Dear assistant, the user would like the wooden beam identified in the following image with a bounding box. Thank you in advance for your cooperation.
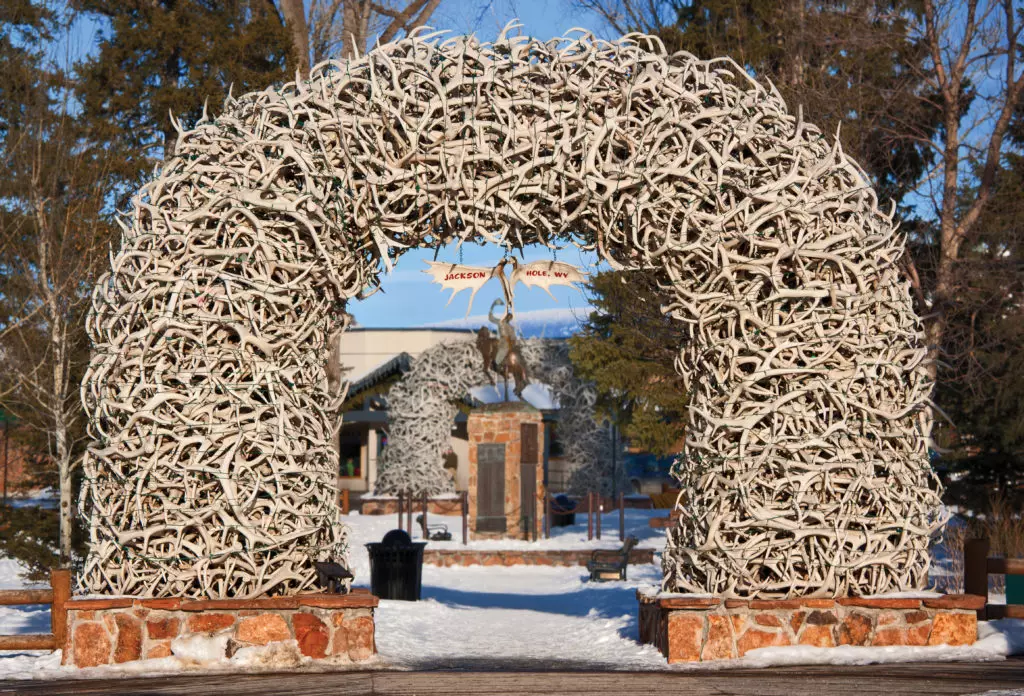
[988,557,1024,575]
[0,589,53,606]
[50,568,71,652]
[0,634,55,650]
[986,604,1024,620]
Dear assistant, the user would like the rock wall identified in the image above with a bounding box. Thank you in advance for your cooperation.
[638,592,982,663]
[63,592,377,668]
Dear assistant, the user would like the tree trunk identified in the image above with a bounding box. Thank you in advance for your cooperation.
[35,224,74,563]
[280,0,311,78]
[56,425,72,564]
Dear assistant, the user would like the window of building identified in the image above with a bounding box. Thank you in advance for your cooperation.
[339,434,362,478]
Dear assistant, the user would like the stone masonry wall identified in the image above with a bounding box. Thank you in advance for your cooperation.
[423,548,655,567]
[64,591,377,668]
[360,497,464,516]
[638,593,984,663]
[467,405,544,540]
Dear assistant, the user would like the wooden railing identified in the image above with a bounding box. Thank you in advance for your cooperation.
[396,491,469,545]
[964,538,1024,620]
[0,569,71,651]
[544,492,628,541]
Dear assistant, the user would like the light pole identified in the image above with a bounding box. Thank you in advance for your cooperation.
[1,410,12,510]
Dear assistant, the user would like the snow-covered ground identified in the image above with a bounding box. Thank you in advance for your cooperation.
[1,508,1022,681]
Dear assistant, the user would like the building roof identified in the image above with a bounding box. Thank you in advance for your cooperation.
[346,326,474,334]
[348,351,412,396]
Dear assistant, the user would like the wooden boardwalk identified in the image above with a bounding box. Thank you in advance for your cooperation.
[2,659,1022,696]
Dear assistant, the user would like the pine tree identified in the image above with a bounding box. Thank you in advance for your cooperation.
[657,0,938,209]
[932,151,1024,509]
[71,0,294,195]
[568,270,689,455]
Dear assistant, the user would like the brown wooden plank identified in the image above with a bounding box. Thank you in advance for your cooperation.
[50,569,71,652]
[520,423,538,539]
[476,443,505,533]
[988,557,1024,575]
[0,634,55,650]
[0,589,52,606]
[987,603,1024,619]
[3,661,1023,696]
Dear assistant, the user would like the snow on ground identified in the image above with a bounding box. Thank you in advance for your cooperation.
[344,506,666,558]
[1,508,1023,680]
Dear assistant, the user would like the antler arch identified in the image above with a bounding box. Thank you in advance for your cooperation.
[80,26,942,599]
[373,338,615,498]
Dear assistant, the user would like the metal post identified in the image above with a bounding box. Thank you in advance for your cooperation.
[406,491,413,536]
[596,498,602,540]
[2,419,9,510]
[965,537,990,620]
[619,492,625,541]
[545,492,552,539]
[421,494,428,539]
[587,492,594,541]
[610,423,617,500]
[397,491,403,528]
[461,490,468,545]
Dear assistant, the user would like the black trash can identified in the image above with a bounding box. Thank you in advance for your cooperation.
[365,529,427,601]
[551,494,577,527]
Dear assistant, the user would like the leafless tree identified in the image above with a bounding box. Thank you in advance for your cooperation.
[0,101,113,562]
[277,0,444,77]
[909,0,1024,378]
[571,0,675,35]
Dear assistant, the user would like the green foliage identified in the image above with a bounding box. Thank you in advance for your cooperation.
[655,0,938,210]
[0,0,55,140]
[72,0,294,194]
[569,270,689,455]
[933,154,1024,509]
[0,504,86,581]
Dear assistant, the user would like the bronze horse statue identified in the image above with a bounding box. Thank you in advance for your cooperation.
[475,298,529,399]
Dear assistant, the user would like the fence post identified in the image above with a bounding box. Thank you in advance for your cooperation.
[421,494,428,539]
[587,492,594,541]
[461,490,468,545]
[619,492,625,541]
[50,568,71,653]
[965,537,990,620]
[545,493,552,539]
[341,488,350,515]
[406,492,413,536]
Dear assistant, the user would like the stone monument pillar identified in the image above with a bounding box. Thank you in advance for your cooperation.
[467,402,545,540]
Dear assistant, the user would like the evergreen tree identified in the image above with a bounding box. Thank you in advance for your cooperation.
[71,0,294,194]
[568,270,689,455]
[577,0,939,210]
[932,151,1024,509]
[0,0,55,143]
[0,2,115,562]
[656,0,938,209]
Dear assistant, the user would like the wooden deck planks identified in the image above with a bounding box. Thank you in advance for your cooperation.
[1,659,1022,696]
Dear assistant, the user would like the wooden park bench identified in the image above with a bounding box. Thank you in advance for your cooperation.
[415,514,453,541]
[587,535,639,582]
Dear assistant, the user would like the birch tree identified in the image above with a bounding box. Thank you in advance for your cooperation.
[0,24,114,561]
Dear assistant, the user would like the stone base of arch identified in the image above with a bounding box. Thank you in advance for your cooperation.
[62,590,378,668]
[637,591,982,663]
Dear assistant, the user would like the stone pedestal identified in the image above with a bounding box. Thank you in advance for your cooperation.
[637,590,984,663]
[63,590,378,668]
[467,402,544,540]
